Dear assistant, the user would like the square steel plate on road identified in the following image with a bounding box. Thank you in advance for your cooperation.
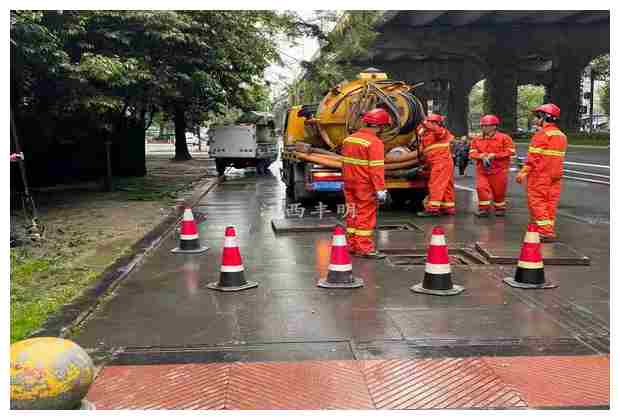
[475,242,590,265]
[271,218,421,234]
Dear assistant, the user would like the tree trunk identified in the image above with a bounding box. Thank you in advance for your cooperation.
[173,105,192,160]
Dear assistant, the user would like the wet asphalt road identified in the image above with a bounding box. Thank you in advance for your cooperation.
[457,146,610,225]
[73,159,609,362]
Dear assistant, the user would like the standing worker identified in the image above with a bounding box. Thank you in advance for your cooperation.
[342,108,390,259]
[516,103,567,242]
[416,113,456,217]
[469,115,516,217]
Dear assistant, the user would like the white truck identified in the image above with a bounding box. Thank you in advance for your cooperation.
[209,112,279,176]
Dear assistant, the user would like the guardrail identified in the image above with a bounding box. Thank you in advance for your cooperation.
[516,157,609,185]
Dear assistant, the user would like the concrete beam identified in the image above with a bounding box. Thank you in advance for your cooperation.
[574,11,610,24]
[476,11,538,24]
[526,11,582,24]
[403,11,446,27]
[440,11,491,26]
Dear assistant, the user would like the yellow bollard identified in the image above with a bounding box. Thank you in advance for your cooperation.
[11,337,95,410]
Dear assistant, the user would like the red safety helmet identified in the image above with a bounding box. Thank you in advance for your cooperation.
[533,103,560,118]
[480,114,500,126]
[362,108,392,126]
[426,113,445,123]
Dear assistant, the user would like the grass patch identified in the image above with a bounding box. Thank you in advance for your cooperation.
[11,247,101,343]
[515,132,609,146]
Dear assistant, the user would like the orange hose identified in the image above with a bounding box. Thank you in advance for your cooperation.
[293,151,419,171]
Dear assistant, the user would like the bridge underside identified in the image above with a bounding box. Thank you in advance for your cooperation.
[356,11,609,135]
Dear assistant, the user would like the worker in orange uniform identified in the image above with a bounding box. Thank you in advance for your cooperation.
[516,103,567,242]
[342,108,390,259]
[416,113,456,217]
[469,115,516,217]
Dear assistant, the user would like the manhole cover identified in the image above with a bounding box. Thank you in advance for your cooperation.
[475,242,590,265]
[385,248,487,267]
[271,219,421,234]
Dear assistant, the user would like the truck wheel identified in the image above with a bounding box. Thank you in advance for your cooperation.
[256,159,269,175]
[410,189,428,212]
[216,159,227,176]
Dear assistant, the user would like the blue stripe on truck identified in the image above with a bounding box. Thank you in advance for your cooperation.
[312,181,343,192]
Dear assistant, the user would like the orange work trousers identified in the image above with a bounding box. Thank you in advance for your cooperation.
[424,161,455,214]
[344,184,377,254]
[527,175,562,237]
[476,169,508,211]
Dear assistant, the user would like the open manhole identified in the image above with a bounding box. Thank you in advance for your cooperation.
[385,248,488,267]
[271,219,421,234]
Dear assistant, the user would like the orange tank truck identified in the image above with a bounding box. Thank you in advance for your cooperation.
[281,68,429,208]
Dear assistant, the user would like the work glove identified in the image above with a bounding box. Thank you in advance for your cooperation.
[376,190,389,204]
[482,157,492,169]
[516,170,526,184]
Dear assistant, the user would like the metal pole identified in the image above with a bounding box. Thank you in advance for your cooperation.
[10,110,38,221]
[11,109,42,238]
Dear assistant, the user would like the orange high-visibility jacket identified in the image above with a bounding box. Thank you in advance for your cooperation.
[341,128,385,191]
[417,124,454,165]
[469,132,516,174]
[521,123,567,180]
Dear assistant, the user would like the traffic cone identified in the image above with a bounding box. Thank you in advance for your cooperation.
[411,226,464,295]
[317,225,364,288]
[171,207,209,254]
[504,224,557,289]
[207,226,258,291]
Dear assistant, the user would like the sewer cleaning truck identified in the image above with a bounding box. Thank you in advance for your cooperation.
[281,68,429,208]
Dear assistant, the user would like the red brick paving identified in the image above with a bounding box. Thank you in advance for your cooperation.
[359,358,526,409]
[86,355,609,409]
[482,355,610,408]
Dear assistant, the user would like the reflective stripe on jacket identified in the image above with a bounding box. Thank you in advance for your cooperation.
[469,131,515,175]
[341,128,385,191]
[522,123,567,180]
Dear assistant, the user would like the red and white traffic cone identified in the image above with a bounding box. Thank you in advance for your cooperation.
[207,226,257,291]
[171,207,209,254]
[318,225,364,288]
[411,226,464,295]
[504,224,556,289]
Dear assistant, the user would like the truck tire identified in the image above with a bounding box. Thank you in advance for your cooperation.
[286,162,312,204]
[256,159,270,175]
[215,159,227,176]
[410,188,428,212]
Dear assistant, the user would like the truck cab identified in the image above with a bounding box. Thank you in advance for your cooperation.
[209,111,279,176]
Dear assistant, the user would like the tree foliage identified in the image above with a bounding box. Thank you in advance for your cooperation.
[517,85,545,129]
[287,11,382,105]
[468,81,545,130]
[591,54,610,117]
[11,10,314,162]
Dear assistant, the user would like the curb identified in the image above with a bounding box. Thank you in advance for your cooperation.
[30,175,222,339]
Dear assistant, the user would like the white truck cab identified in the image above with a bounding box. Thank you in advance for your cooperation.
[209,112,278,176]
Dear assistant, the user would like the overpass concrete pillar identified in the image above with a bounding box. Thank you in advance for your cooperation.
[447,63,470,137]
[485,53,518,134]
[547,53,584,132]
